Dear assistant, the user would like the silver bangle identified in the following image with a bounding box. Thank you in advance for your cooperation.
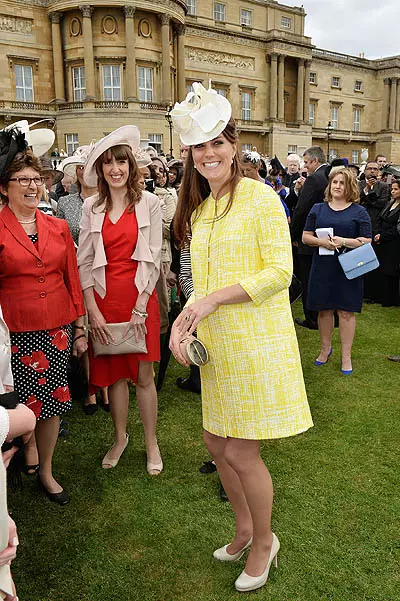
[132,308,148,318]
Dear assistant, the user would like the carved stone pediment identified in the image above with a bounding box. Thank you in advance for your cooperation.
[185,47,255,71]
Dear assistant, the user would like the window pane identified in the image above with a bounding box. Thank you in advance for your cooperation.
[138,67,153,102]
[14,64,33,102]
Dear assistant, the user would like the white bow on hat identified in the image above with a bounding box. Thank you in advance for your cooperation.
[5,119,55,156]
[171,82,232,146]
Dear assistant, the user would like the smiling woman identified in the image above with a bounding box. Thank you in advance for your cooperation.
[77,126,164,475]
[169,83,313,594]
[0,125,87,506]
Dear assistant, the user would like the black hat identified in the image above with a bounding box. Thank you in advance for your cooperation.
[0,119,55,179]
[0,127,28,179]
[325,157,349,178]
[270,155,285,174]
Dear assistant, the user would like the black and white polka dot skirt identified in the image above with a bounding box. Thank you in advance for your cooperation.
[10,325,73,420]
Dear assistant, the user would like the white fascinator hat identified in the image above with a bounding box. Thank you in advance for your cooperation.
[171,82,232,146]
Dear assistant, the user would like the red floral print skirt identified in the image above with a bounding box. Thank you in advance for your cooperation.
[10,324,73,420]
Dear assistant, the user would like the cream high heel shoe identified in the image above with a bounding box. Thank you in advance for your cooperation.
[234,533,280,592]
[102,434,129,469]
[146,445,163,476]
[213,537,253,562]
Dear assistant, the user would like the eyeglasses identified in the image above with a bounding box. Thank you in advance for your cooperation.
[8,177,45,187]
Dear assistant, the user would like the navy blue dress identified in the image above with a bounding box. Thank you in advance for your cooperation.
[304,203,372,313]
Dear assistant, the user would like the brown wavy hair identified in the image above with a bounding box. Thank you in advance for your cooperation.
[94,144,141,212]
[325,168,360,204]
[0,150,43,203]
[173,118,242,246]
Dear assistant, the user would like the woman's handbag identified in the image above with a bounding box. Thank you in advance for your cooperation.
[90,322,147,357]
[338,243,379,280]
[179,335,209,367]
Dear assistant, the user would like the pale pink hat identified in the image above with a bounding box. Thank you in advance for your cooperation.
[83,125,140,187]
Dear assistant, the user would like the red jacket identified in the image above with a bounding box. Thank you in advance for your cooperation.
[0,206,85,333]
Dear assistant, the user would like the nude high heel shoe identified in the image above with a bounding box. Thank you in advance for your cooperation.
[234,533,280,592]
[213,537,253,562]
[102,434,129,469]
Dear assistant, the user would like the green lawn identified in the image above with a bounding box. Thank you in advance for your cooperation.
[10,302,400,601]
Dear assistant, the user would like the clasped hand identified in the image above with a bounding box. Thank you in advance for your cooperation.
[170,296,218,366]
[322,236,343,251]
[123,312,147,342]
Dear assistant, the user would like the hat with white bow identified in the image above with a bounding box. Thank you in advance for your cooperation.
[171,82,232,146]
[0,119,55,178]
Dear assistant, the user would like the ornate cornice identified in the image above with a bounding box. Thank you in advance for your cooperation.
[123,5,136,18]
[49,11,63,24]
[79,5,94,18]
[185,47,255,71]
[185,25,266,49]
[158,13,170,26]
[0,14,33,34]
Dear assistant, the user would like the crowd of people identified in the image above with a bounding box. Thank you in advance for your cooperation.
[0,83,398,597]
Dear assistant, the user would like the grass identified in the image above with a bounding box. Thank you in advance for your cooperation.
[10,301,400,601]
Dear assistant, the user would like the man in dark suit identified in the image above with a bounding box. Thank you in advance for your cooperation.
[291,146,329,330]
[359,161,390,236]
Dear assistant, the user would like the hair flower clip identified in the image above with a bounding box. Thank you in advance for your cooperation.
[171,82,232,146]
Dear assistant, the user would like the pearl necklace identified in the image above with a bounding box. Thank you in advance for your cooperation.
[18,218,36,224]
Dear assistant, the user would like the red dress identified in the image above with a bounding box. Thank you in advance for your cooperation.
[89,209,160,390]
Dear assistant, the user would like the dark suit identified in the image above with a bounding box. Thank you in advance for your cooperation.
[291,164,329,324]
[359,180,390,237]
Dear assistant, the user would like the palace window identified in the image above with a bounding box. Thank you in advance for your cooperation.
[14,65,33,102]
[138,67,153,102]
[240,9,252,27]
[288,145,298,154]
[242,143,252,153]
[352,150,360,164]
[148,134,162,154]
[103,65,121,101]
[65,134,79,156]
[214,3,226,22]
[280,16,292,29]
[241,91,252,121]
[353,108,361,132]
[187,0,196,16]
[331,76,341,88]
[330,106,339,129]
[355,80,362,92]
[72,66,85,102]
[309,71,317,85]
[214,87,227,97]
[309,102,315,126]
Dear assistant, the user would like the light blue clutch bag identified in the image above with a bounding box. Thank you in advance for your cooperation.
[338,243,379,280]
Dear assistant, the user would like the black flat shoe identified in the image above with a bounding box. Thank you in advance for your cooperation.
[199,460,217,474]
[176,377,201,394]
[23,463,39,476]
[294,318,318,330]
[83,403,98,416]
[37,476,70,506]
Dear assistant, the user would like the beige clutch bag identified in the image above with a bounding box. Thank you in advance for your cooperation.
[179,335,209,366]
[90,322,147,357]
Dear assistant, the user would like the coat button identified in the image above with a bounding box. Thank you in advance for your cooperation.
[39,292,46,298]
[38,277,45,283]
[37,261,43,267]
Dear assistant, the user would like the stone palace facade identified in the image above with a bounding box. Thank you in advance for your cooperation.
[1,0,400,162]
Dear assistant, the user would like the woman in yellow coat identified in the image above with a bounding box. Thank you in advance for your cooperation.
[170,84,313,593]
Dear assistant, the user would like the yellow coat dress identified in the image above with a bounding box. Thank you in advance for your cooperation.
[189,178,313,440]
